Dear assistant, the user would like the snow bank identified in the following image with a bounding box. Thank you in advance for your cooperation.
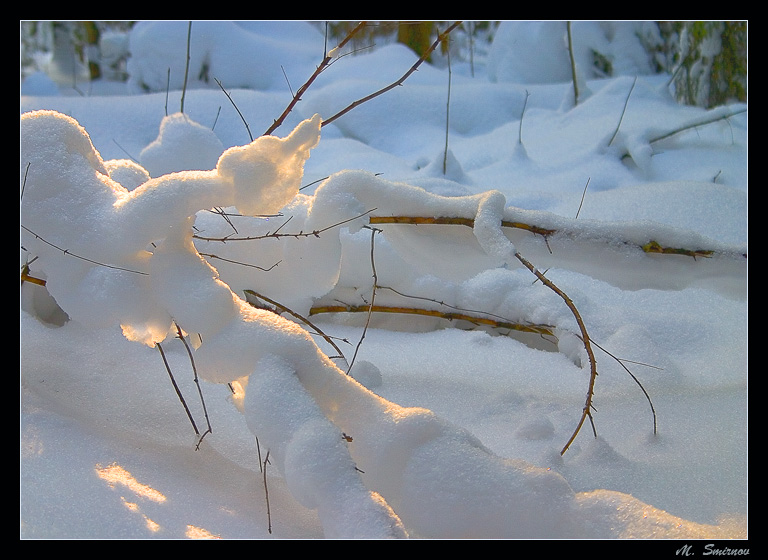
[21,105,744,538]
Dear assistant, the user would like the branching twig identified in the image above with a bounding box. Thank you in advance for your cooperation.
[263,22,367,136]
[174,322,212,449]
[591,339,658,435]
[193,209,377,243]
[322,21,463,128]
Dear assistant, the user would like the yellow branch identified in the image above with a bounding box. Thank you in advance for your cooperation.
[309,303,556,337]
[369,215,730,259]
[368,215,556,237]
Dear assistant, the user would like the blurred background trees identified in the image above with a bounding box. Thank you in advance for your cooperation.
[20,21,746,108]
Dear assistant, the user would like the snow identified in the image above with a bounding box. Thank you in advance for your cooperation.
[20,21,747,540]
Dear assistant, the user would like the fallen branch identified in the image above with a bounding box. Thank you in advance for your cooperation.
[368,215,737,259]
[309,303,556,337]
[369,215,555,238]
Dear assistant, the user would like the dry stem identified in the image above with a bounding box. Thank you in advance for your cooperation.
[309,303,555,337]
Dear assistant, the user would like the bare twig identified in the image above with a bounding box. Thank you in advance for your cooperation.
[591,339,658,435]
[156,342,200,436]
[193,209,377,243]
[567,22,579,105]
[174,323,212,449]
[20,162,30,203]
[377,285,555,337]
[648,107,747,145]
[180,21,192,114]
[20,224,149,276]
[518,90,530,146]
[575,177,590,219]
[608,76,637,147]
[264,22,367,136]
[214,78,253,141]
[346,226,381,374]
[244,289,350,366]
[322,21,463,128]
[367,215,737,259]
[262,450,272,534]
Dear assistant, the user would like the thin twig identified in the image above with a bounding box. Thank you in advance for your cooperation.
[263,450,272,534]
[20,224,148,275]
[156,342,200,436]
[20,162,30,203]
[197,252,281,272]
[647,107,747,145]
[244,289,350,366]
[567,22,579,105]
[377,284,553,334]
[518,90,530,145]
[347,226,380,374]
[180,21,192,114]
[174,323,212,449]
[608,76,637,147]
[214,77,253,142]
[575,177,590,219]
[193,208,377,243]
[591,340,658,435]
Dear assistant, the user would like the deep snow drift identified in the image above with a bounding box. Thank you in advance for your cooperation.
[21,21,747,540]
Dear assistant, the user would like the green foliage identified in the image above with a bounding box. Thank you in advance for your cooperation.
[655,21,747,108]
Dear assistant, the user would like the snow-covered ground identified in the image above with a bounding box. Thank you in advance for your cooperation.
[20,21,747,540]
